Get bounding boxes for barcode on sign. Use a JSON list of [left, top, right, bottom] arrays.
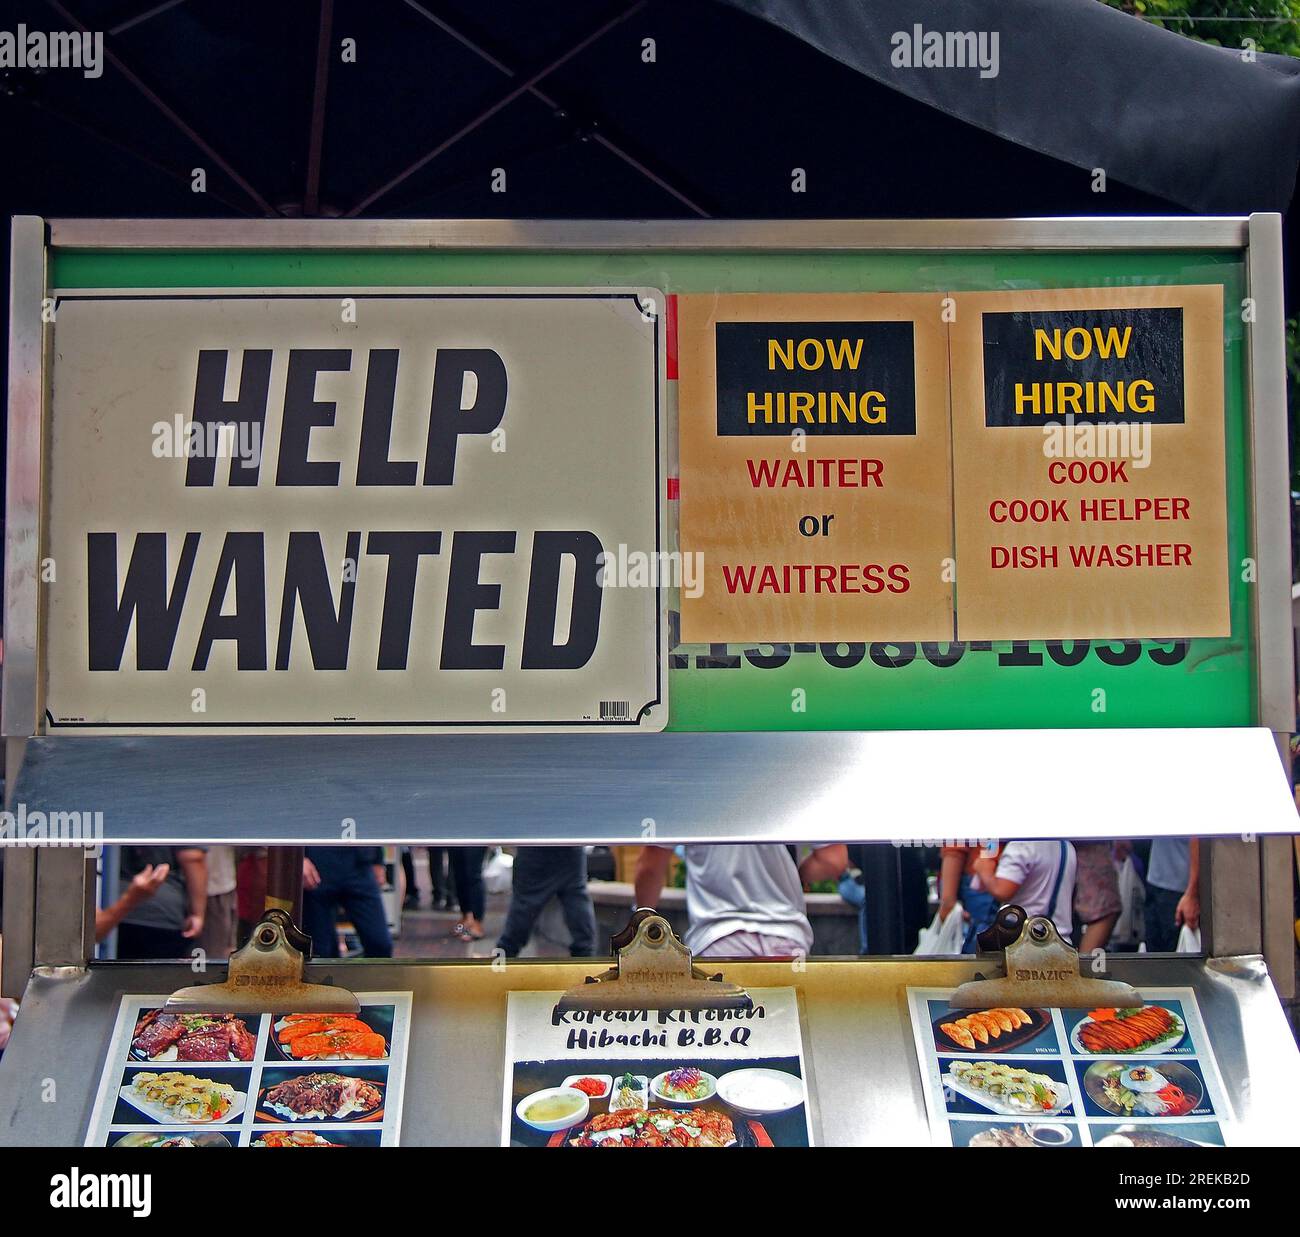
[[599, 700, 631, 721]]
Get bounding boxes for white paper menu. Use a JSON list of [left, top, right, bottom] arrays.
[[85, 992, 411, 1147], [501, 987, 814, 1147], [907, 986, 1234, 1147]]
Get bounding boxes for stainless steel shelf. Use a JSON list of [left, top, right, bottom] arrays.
[[0, 954, 1293, 1146]]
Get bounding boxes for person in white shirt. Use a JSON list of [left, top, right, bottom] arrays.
[[972, 841, 1077, 943], [633, 843, 848, 958]]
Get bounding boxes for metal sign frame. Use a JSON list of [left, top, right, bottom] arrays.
[[6, 214, 1293, 742], [2, 215, 1295, 992]]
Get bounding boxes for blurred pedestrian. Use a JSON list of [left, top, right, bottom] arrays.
[[115, 846, 208, 959], [400, 847, 419, 910], [939, 844, 997, 953], [429, 847, 453, 909], [635, 843, 847, 958], [972, 840, 1077, 943], [1073, 841, 1123, 953], [235, 847, 268, 947], [96, 861, 170, 943], [200, 844, 238, 960], [497, 846, 597, 957], [1144, 837, 1200, 952], [302, 847, 393, 958], [448, 846, 487, 940]]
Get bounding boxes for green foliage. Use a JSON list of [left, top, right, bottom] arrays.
[[1103, 0, 1300, 56]]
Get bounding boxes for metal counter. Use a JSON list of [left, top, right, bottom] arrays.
[[0, 954, 1296, 1146]]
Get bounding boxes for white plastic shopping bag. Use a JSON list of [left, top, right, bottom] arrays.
[[1176, 923, 1202, 953], [1111, 855, 1146, 948], [915, 903, 965, 954], [483, 846, 514, 894]]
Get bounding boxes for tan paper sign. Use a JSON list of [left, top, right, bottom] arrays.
[[678, 293, 954, 643], [950, 285, 1229, 640], [44, 287, 668, 732]]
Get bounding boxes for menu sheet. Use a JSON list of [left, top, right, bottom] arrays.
[[85, 993, 411, 1147], [907, 987, 1232, 1148], [502, 987, 814, 1147]]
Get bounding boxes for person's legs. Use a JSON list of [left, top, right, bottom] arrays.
[[301, 887, 342, 958], [429, 848, 450, 906], [554, 849, 598, 957], [400, 849, 418, 908], [558, 889, 598, 957], [1144, 885, 1182, 952], [496, 850, 555, 957], [199, 890, 238, 960], [1080, 912, 1119, 954], [464, 847, 486, 920], [449, 846, 486, 934], [340, 872, 394, 958]]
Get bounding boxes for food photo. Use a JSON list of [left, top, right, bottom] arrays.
[[130, 1010, 259, 1063], [1080, 1059, 1213, 1119], [941, 1058, 1075, 1118], [928, 1001, 1058, 1054], [249, 1128, 384, 1147], [108, 1130, 233, 1148], [1090, 1121, 1225, 1148], [507, 1056, 811, 1147], [112, 1067, 251, 1126], [269, 1007, 393, 1062], [949, 1119, 1077, 1148], [255, 1065, 388, 1123], [1064, 1004, 1190, 1056]]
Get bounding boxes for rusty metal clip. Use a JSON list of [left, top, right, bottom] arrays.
[[556, 908, 751, 1013], [949, 904, 1142, 1009], [163, 909, 360, 1015]]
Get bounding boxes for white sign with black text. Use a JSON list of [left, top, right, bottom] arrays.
[[45, 287, 668, 732]]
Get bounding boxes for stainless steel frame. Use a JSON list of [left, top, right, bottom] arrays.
[[3, 217, 45, 741], [44, 216, 1252, 249], [5, 213, 1286, 742], [1245, 212, 1297, 735], [4, 214, 1295, 984]]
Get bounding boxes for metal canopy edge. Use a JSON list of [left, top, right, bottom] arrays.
[[4, 727, 1293, 846]]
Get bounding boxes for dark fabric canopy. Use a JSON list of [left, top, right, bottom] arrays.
[[5, 0, 1297, 503], [1, 0, 1296, 271], [722, 0, 1300, 215]]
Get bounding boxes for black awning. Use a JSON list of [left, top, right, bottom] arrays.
[[719, 0, 1300, 215]]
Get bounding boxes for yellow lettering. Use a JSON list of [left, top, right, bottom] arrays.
[[1064, 327, 1091, 360], [1094, 325, 1132, 359], [1034, 328, 1062, 362], [796, 339, 824, 370], [1128, 378, 1155, 413], [768, 339, 795, 371], [824, 337, 864, 370], [830, 391, 856, 423], [861, 391, 887, 424], [789, 391, 815, 423]]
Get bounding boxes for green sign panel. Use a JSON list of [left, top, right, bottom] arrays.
[[50, 248, 1253, 731]]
